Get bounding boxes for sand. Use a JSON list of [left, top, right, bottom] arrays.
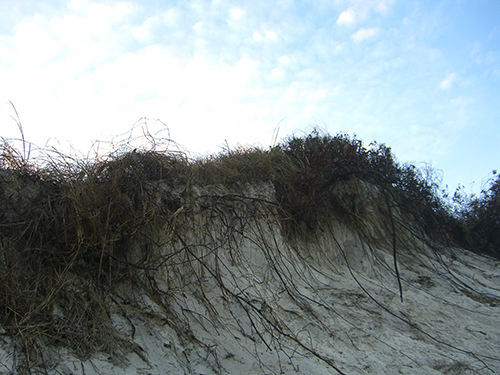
[[1, 182, 499, 374]]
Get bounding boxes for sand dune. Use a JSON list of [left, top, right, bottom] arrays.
[[2, 178, 499, 374]]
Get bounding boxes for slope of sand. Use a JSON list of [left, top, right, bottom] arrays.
[[1, 181, 499, 374]]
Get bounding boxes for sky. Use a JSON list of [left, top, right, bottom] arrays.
[[0, 0, 499, 195]]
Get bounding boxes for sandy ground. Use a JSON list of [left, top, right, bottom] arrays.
[[2, 240, 499, 374], [1, 182, 499, 374]]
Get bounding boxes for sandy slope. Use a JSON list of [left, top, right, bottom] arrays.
[[1, 182, 499, 375]]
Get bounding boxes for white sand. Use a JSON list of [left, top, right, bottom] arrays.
[[1, 182, 499, 374]]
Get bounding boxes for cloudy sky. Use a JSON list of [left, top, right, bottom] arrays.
[[1, 0, 499, 194]]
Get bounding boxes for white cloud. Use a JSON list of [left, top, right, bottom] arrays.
[[268, 68, 285, 82], [130, 9, 181, 43], [59, 1, 135, 41], [307, 89, 327, 102], [265, 31, 277, 40], [277, 86, 296, 105], [253, 31, 262, 42], [337, 7, 356, 26], [9, 15, 62, 65], [253, 30, 277, 42], [376, 0, 395, 13], [159, 8, 181, 26], [440, 73, 457, 89], [230, 56, 260, 88], [72, 0, 132, 22], [279, 55, 290, 64], [131, 19, 153, 42], [46, 1, 138, 62], [351, 27, 380, 42], [229, 7, 245, 21], [193, 22, 203, 31], [337, 1, 395, 26]]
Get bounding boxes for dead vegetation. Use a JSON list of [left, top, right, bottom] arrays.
[[0, 123, 498, 374]]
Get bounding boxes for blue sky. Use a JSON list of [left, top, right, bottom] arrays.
[[1, 0, 499, 195]]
